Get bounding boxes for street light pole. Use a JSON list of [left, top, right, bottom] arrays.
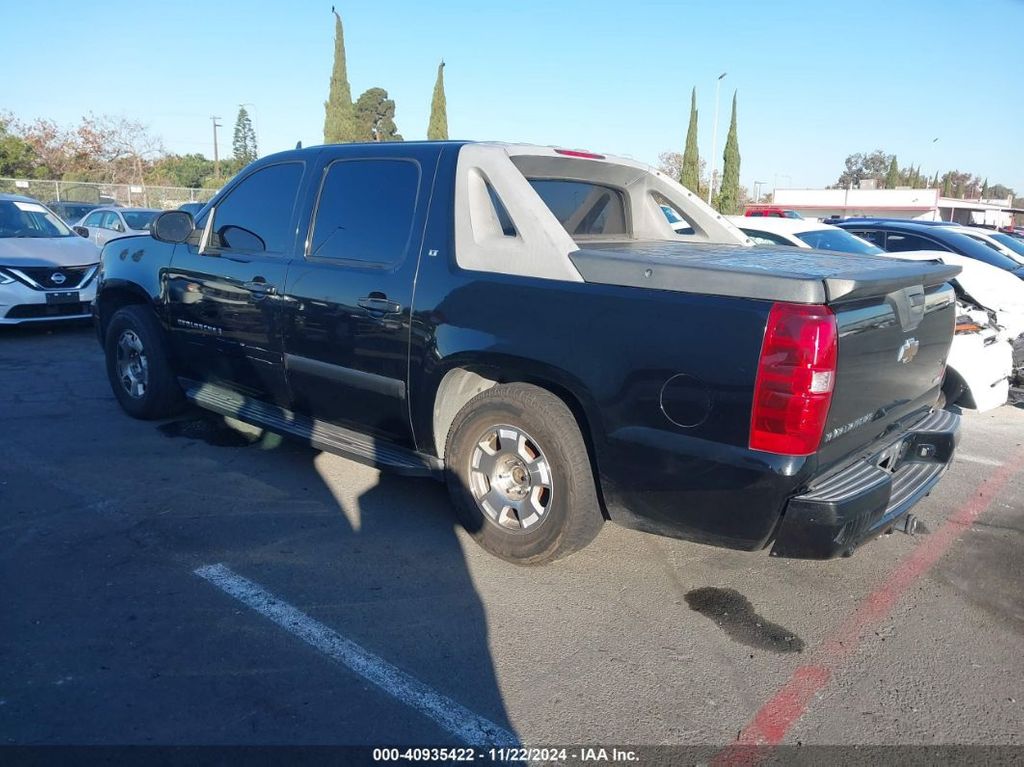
[[211, 116, 222, 180], [707, 72, 727, 205]]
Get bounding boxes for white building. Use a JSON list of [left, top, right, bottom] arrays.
[[767, 187, 1021, 227]]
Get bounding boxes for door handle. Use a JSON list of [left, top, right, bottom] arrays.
[[357, 295, 402, 314], [244, 279, 277, 295]]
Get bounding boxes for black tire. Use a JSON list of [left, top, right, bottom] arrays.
[[940, 369, 965, 410], [444, 383, 603, 564], [104, 305, 183, 420]]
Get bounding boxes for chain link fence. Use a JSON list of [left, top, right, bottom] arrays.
[[0, 177, 220, 210]]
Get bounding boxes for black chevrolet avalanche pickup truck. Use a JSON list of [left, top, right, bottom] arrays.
[[93, 141, 961, 564]]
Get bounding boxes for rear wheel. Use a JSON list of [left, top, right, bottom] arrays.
[[104, 305, 183, 419], [444, 383, 603, 564]]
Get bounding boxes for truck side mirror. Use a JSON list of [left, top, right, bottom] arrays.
[[151, 210, 195, 244]]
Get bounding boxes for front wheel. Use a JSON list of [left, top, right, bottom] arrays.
[[104, 305, 183, 420], [444, 383, 604, 564]]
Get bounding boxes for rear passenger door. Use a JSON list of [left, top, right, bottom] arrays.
[[281, 146, 441, 447]]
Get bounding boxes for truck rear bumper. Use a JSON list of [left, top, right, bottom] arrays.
[[770, 408, 960, 559]]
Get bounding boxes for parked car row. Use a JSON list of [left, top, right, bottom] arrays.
[[728, 215, 1020, 413]]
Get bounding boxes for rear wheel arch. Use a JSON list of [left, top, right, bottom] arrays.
[[430, 363, 609, 519]]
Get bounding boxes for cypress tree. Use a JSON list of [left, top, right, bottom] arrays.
[[885, 156, 900, 189], [427, 60, 448, 140], [716, 91, 740, 214], [681, 87, 700, 194], [942, 173, 953, 197], [931, 170, 940, 188], [981, 177, 989, 198], [323, 8, 356, 143]]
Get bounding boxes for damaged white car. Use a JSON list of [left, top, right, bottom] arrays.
[[726, 216, 1016, 412]]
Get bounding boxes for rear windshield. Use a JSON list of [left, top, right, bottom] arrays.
[[0, 200, 74, 238], [528, 179, 628, 238], [795, 228, 883, 255]]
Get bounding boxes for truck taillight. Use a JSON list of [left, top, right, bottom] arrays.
[[749, 303, 838, 456]]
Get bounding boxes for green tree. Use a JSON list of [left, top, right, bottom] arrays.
[[323, 8, 356, 143], [941, 172, 953, 196], [427, 60, 448, 140], [354, 88, 403, 142], [716, 91, 740, 214], [835, 149, 892, 188], [931, 171, 939, 188], [980, 177, 989, 198], [0, 115, 39, 177], [681, 87, 700, 193], [885, 156, 900, 189], [232, 106, 257, 164], [151, 153, 215, 188]]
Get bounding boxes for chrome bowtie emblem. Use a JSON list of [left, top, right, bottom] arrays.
[[897, 337, 920, 364]]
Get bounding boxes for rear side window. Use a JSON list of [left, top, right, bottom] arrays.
[[209, 162, 304, 254], [742, 229, 791, 246], [309, 158, 420, 266], [528, 179, 627, 237], [849, 229, 887, 249]]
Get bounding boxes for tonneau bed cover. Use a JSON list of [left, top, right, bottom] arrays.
[[569, 242, 961, 304]]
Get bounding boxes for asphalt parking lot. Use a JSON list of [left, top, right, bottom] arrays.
[[2, 322, 1023, 754]]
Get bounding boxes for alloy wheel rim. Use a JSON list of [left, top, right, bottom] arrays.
[[469, 424, 553, 533], [116, 329, 148, 399]]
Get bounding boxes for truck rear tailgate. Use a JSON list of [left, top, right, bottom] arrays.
[[570, 241, 960, 463]]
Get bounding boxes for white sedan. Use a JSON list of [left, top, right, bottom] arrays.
[[73, 207, 161, 247]]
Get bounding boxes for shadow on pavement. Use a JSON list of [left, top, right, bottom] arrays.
[[0, 322, 518, 746]]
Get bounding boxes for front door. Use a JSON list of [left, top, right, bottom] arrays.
[[281, 146, 441, 447], [166, 160, 308, 406]]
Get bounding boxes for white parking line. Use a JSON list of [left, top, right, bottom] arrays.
[[956, 453, 1004, 467], [194, 563, 517, 747]]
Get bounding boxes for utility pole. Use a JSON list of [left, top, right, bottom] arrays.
[[707, 72, 727, 205], [211, 116, 222, 179]]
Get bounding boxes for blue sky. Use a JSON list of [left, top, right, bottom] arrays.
[[5, 0, 1023, 192]]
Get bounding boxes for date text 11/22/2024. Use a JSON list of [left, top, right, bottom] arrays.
[[372, 747, 640, 762]]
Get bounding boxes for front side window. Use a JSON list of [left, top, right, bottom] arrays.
[[529, 179, 628, 238], [795, 229, 883, 254], [83, 211, 104, 227], [0, 200, 73, 239], [309, 158, 420, 265], [208, 162, 304, 254], [101, 212, 124, 232], [884, 232, 948, 253]]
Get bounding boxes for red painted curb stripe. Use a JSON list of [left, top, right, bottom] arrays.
[[712, 450, 1023, 766]]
